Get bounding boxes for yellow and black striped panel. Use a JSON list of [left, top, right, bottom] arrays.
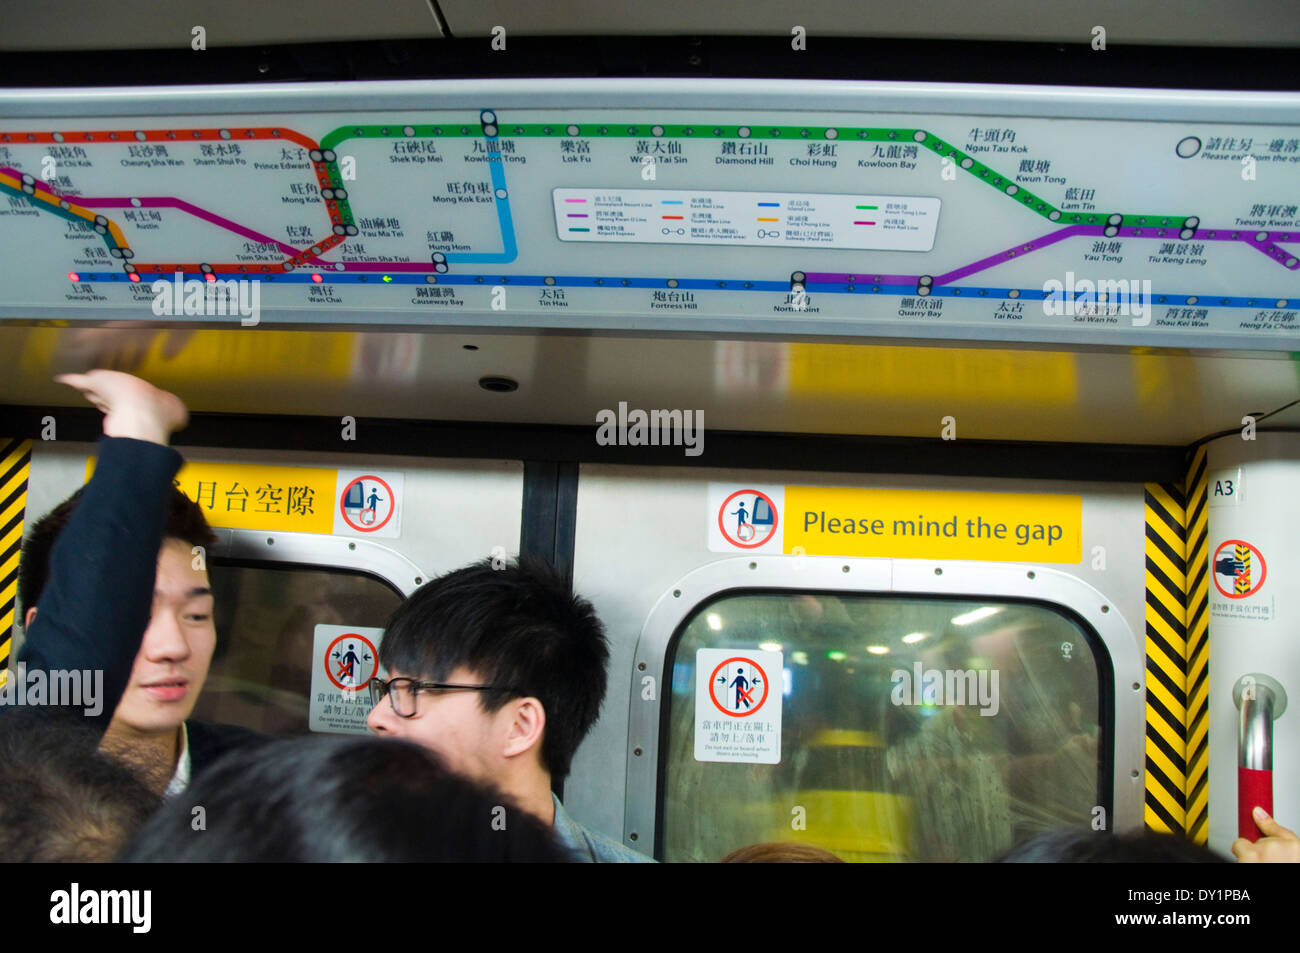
[[1, 438, 33, 687], [1183, 447, 1210, 843], [1143, 481, 1188, 834]]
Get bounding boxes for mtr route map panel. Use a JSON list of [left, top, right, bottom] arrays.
[[0, 80, 1297, 350]]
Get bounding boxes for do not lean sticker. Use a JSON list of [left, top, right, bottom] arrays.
[[695, 648, 782, 764]]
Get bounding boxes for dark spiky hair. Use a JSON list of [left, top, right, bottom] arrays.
[[378, 555, 610, 782], [0, 708, 158, 862]]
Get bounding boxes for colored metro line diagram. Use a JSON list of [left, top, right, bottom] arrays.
[[0, 105, 1297, 344]]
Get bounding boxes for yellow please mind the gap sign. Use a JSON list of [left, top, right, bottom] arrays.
[[86, 460, 337, 534], [785, 486, 1082, 563], [709, 484, 1082, 563]]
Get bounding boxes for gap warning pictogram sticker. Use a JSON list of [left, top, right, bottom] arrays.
[[694, 648, 782, 764], [717, 489, 779, 548], [334, 469, 404, 538], [707, 484, 784, 553]]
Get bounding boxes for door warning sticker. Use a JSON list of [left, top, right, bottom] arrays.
[[310, 624, 384, 735], [694, 648, 783, 764]]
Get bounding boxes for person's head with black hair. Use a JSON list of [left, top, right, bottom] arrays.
[[19, 483, 218, 792], [366, 555, 609, 825], [0, 708, 158, 862], [996, 827, 1230, 863], [18, 484, 216, 624], [121, 734, 568, 862]]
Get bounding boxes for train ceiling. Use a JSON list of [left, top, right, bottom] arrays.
[[1, 325, 1295, 447], [1, 0, 1297, 50]]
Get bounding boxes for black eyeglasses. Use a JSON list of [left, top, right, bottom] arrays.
[[368, 676, 516, 718]]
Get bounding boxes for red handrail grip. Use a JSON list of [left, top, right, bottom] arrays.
[[1238, 766, 1273, 841]]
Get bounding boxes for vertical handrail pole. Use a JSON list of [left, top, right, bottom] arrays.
[[1234, 674, 1287, 842]]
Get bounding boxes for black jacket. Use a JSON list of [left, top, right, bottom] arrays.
[[17, 437, 181, 730], [187, 719, 270, 774]]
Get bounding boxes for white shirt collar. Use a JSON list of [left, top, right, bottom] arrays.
[[163, 722, 191, 798]]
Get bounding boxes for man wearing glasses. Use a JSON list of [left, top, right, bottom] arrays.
[[366, 558, 653, 863]]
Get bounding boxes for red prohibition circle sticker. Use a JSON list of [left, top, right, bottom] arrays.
[[325, 633, 379, 692], [718, 489, 779, 549], [708, 656, 770, 717], [339, 475, 395, 533], [1212, 539, 1267, 599]]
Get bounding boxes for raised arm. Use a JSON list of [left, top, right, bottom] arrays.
[[18, 372, 188, 732]]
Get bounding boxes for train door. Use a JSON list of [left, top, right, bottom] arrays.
[[566, 464, 1146, 861], [17, 440, 523, 736]]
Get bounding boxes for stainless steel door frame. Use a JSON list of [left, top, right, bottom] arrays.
[[622, 554, 1143, 854]]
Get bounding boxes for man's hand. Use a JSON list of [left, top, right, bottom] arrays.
[[54, 370, 188, 446], [1232, 807, 1300, 862]]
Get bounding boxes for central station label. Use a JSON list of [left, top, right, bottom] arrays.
[[553, 188, 940, 251]]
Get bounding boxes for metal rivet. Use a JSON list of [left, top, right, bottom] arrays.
[[841, 565, 850, 573], [1132, 682, 1141, 691], [1101, 605, 1110, 613], [266, 537, 274, 545], [1027, 571, 1036, 579], [673, 589, 681, 598], [934, 567, 943, 575], [1130, 770, 1140, 780], [637, 662, 646, 671], [414, 577, 422, 585], [348, 542, 356, 550], [629, 832, 638, 841], [633, 747, 643, 757], [748, 562, 757, 570]]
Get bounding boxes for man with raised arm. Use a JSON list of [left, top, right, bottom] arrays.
[[14, 371, 261, 794], [12, 371, 187, 732]]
